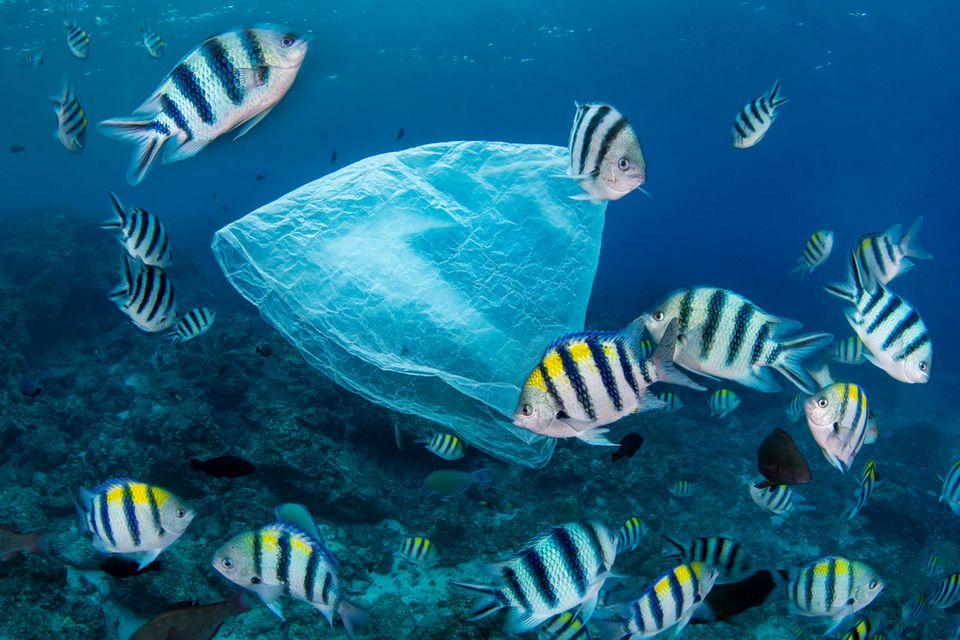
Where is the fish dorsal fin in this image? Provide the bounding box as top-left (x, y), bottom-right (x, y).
top-left (274, 503), bottom-right (322, 543)
top-left (548, 329), bottom-right (620, 350)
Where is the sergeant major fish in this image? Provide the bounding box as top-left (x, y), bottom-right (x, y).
top-left (844, 459), bottom-right (878, 520)
top-left (615, 517), bottom-right (648, 554)
top-left (514, 318), bottom-right (704, 446)
top-left (396, 536), bottom-right (436, 565)
top-left (451, 520), bottom-right (618, 634)
top-left (856, 217), bottom-right (931, 286)
top-left (167, 307), bottom-right (216, 346)
top-left (141, 22), bottom-right (165, 59)
top-left (76, 478), bottom-right (194, 569)
top-left (537, 611), bottom-right (589, 640)
top-left (98, 26), bottom-right (309, 185)
top-left (416, 432), bottom-right (465, 461)
top-left (643, 287), bottom-right (832, 394)
top-left (833, 337), bottom-right (866, 365)
top-left (618, 562), bottom-right (719, 638)
top-left (64, 20), bottom-right (89, 59)
top-left (747, 481), bottom-right (812, 517)
top-left (825, 252), bottom-right (931, 383)
top-left (566, 103), bottom-right (646, 203)
top-left (791, 230), bottom-right (834, 280)
top-left (662, 535), bottom-right (753, 584)
top-left (931, 573), bottom-right (960, 608)
top-left (708, 389), bottom-right (740, 418)
top-left (731, 79), bottom-right (788, 148)
top-left (804, 382), bottom-right (869, 473)
top-left (788, 556), bottom-right (883, 634)
top-left (100, 193), bottom-right (171, 267)
top-left (51, 74), bottom-right (86, 154)
top-left (108, 255), bottom-right (177, 332)
top-left (656, 391), bottom-right (683, 413)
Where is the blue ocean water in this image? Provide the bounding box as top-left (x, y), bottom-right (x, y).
top-left (1, 0), bottom-right (959, 638)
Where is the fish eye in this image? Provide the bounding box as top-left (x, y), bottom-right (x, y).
top-left (617, 157), bottom-right (629, 171)
top-left (868, 579), bottom-right (879, 589)
top-left (919, 361), bottom-right (927, 372)
top-left (653, 311), bottom-right (664, 322)
top-left (220, 557), bottom-right (233, 569)
top-left (251, 576), bottom-right (262, 584)
top-left (817, 398), bottom-right (828, 408)
top-left (176, 509), bottom-right (186, 518)
top-left (520, 403), bottom-right (533, 417)
top-left (280, 34), bottom-right (296, 47)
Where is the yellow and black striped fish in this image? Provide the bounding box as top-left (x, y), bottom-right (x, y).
top-left (840, 616), bottom-right (879, 640)
top-left (656, 391), bottom-right (683, 413)
top-left (621, 562), bottom-right (718, 637)
top-left (804, 382), bottom-right (869, 472)
top-left (788, 556), bottom-right (883, 634)
top-left (396, 536), bottom-right (436, 564)
top-left (64, 19), bottom-right (89, 59)
top-left (669, 480), bottom-right (697, 498)
top-left (141, 21), bottom-right (165, 59)
top-left (856, 217), bottom-right (931, 286)
top-left (708, 388), bottom-right (740, 418)
top-left (931, 573), bottom-right (960, 608)
top-left (50, 74), bottom-right (86, 155)
top-left (77, 478), bottom-right (194, 569)
top-left (833, 336), bottom-right (866, 365)
top-left (417, 432), bottom-right (465, 460)
top-left (615, 516), bottom-right (648, 554)
top-left (791, 230), bottom-right (834, 279)
top-left (537, 611), bottom-right (589, 640)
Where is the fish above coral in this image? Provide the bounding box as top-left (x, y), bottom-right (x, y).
top-left (129, 593), bottom-right (250, 640)
top-left (756, 428), bottom-right (811, 488)
top-left (0, 527), bottom-right (46, 561)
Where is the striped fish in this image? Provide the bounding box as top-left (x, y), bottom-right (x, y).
top-left (845, 459), bottom-right (878, 520)
top-left (786, 392), bottom-right (807, 423)
top-left (931, 573), bottom-right (960, 608)
top-left (98, 26), bottom-right (309, 185)
top-left (643, 287), bottom-right (833, 394)
top-left (748, 482), bottom-right (812, 517)
top-left (167, 307), bottom-right (216, 346)
top-left (804, 382), bottom-right (869, 473)
top-left (833, 337), bottom-right (866, 365)
top-left (620, 562), bottom-right (719, 638)
top-left (396, 536), bottom-right (436, 565)
top-left (50, 74), bottom-right (86, 155)
top-left (900, 592), bottom-right (926, 625)
top-left (669, 481), bottom-right (696, 498)
top-left (856, 217), bottom-right (931, 286)
top-left (825, 251), bottom-right (932, 384)
top-left (708, 389), bottom-right (740, 418)
top-left (791, 230), bottom-right (834, 280)
top-left (64, 20), bottom-right (89, 59)
top-left (924, 554), bottom-right (941, 577)
top-left (841, 616), bottom-right (880, 640)
top-left (940, 461), bottom-right (960, 515)
top-left (537, 611), bottom-right (590, 640)
top-left (141, 21), bottom-right (165, 59)
top-left (566, 103), bottom-right (645, 203)
top-left (514, 318), bottom-right (705, 446)
top-left (100, 192), bottom-right (172, 267)
top-left (615, 517), bottom-right (648, 554)
top-left (108, 255), bottom-right (177, 332)
top-left (656, 392), bottom-right (683, 413)
top-left (450, 520), bottom-right (618, 634)
top-left (636, 339), bottom-right (655, 360)
top-left (662, 535), bottom-right (753, 584)
top-left (731, 79), bottom-right (788, 148)
top-left (788, 556), bottom-right (883, 634)
top-left (417, 432), bottom-right (465, 461)
top-left (76, 478), bottom-right (194, 569)
top-left (212, 503), bottom-right (363, 635)
top-left (19, 51), bottom-right (43, 68)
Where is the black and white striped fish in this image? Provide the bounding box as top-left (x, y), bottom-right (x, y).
top-left (212, 503), bottom-right (364, 635)
top-left (98, 26), bottom-right (308, 185)
top-left (76, 478), bottom-right (194, 569)
top-left (662, 535), bottom-right (753, 584)
top-left (166, 307), bottom-right (215, 346)
top-left (64, 20), bottom-right (89, 59)
top-left (108, 255), bottom-right (177, 332)
top-left (50, 74), bottom-right (86, 155)
top-left (100, 192), bottom-right (172, 267)
top-left (669, 480), bottom-right (697, 498)
top-left (845, 459), bottom-right (878, 520)
top-left (620, 562), bottom-right (719, 638)
top-left (833, 336), bottom-right (866, 365)
top-left (825, 252), bottom-right (932, 384)
top-left (731, 79), bottom-right (788, 148)
top-left (451, 520), bottom-right (618, 634)
top-left (615, 517), bottom-right (648, 554)
top-left (566, 103), bottom-right (645, 203)
top-left (141, 22), bottom-right (165, 59)
top-left (931, 573), bottom-right (960, 608)
top-left (785, 392), bottom-right (807, 423)
top-left (804, 382), bottom-right (869, 473)
top-left (748, 481), bottom-right (812, 517)
top-left (787, 556), bottom-right (883, 634)
top-left (19, 51), bottom-right (43, 68)
top-left (537, 611), bottom-right (590, 640)
top-left (656, 391), bottom-right (683, 413)
top-left (856, 217), bottom-right (931, 286)
top-left (708, 388), bottom-right (740, 418)
top-left (643, 287), bottom-right (832, 394)
top-left (514, 318), bottom-right (704, 446)
top-left (417, 432), bottom-right (465, 460)
top-left (791, 230), bottom-right (834, 279)
top-left (396, 536), bottom-right (437, 564)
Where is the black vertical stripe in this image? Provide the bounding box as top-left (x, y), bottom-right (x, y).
top-left (202, 38), bottom-right (244, 105)
top-left (147, 486), bottom-right (164, 537)
top-left (171, 64), bottom-right (214, 125)
top-left (556, 345), bottom-right (594, 420)
top-left (133, 211), bottom-right (149, 249)
top-left (138, 269), bottom-right (160, 317)
top-left (667, 570), bottom-right (685, 623)
top-left (899, 333), bottom-right (930, 360)
top-left (649, 587), bottom-right (664, 630)
top-left (725, 301), bottom-right (754, 365)
top-left (733, 119), bottom-right (748, 140)
top-left (143, 214), bottom-right (163, 259)
top-left (552, 527), bottom-right (587, 597)
top-left (587, 339), bottom-right (621, 411)
top-left (862, 290), bottom-right (883, 315)
top-left (521, 547), bottom-right (558, 607)
top-left (869, 239), bottom-right (886, 276)
top-left (321, 570), bottom-right (333, 603)
top-left (677, 290), bottom-right (694, 333)
top-left (253, 530), bottom-right (262, 579)
top-left (99, 492), bottom-right (116, 548)
top-left (277, 531), bottom-right (292, 593)
top-left (749, 323), bottom-right (770, 364)
top-left (160, 93), bottom-right (192, 139)
top-left (882, 309), bottom-right (919, 349)
top-left (883, 235), bottom-right (897, 262)
top-left (503, 567), bottom-right (531, 611)
top-left (749, 99), bottom-right (765, 124)
top-left (592, 116), bottom-right (630, 176)
top-left (538, 362), bottom-right (566, 415)
top-left (738, 109), bottom-right (756, 132)
top-left (867, 296), bottom-right (902, 334)
top-left (615, 340), bottom-right (640, 399)
top-left (699, 289), bottom-right (727, 360)
top-left (121, 483), bottom-right (141, 547)
top-left (304, 546), bottom-right (320, 601)
top-left (577, 106), bottom-right (611, 175)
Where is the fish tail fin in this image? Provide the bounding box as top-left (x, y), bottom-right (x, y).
top-left (771, 333), bottom-right (834, 394)
top-left (769, 79), bottom-right (788, 107)
top-left (635, 317), bottom-right (706, 391)
top-left (448, 582), bottom-right (506, 621)
top-left (74, 487), bottom-right (93, 531)
top-left (100, 192), bottom-right (126, 230)
top-left (166, 328), bottom-right (182, 347)
top-left (824, 251), bottom-right (866, 303)
top-left (789, 259), bottom-right (808, 279)
top-left (472, 468), bottom-right (493, 485)
top-left (29, 530), bottom-right (47, 556)
top-left (660, 534), bottom-right (685, 561)
top-left (336, 600), bottom-right (367, 640)
top-left (108, 255), bottom-right (135, 302)
top-left (901, 216), bottom-right (932, 260)
top-left (50, 73), bottom-right (70, 105)
top-left (97, 117), bottom-right (169, 185)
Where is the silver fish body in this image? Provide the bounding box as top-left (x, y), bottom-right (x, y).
top-left (51, 74), bottom-right (86, 154)
top-left (748, 481), bottom-right (810, 516)
top-left (108, 255), bottom-right (177, 332)
top-left (101, 193), bottom-right (172, 267)
top-left (621, 562), bottom-right (718, 638)
top-left (804, 382), bottom-right (869, 473)
top-left (99, 26), bottom-right (308, 185)
top-left (939, 461), bottom-right (960, 515)
top-left (567, 103), bottom-right (645, 203)
top-left (731, 79), bottom-right (787, 148)
top-left (791, 230), bottom-right (833, 279)
top-left (64, 20), bottom-right (89, 59)
top-left (167, 307), bottom-right (216, 346)
top-left (856, 217), bottom-right (931, 286)
top-left (662, 535), bottom-right (753, 583)
top-left (141, 22), bottom-right (165, 59)
top-left (788, 556), bottom-right (883, 634)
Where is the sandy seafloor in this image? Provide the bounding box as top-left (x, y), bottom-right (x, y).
top-left (1, 209), bottom-right (958, 639)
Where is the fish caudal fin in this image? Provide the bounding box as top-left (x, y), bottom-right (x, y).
top-left (902, 216), bottom-right (933, 260)
top-left (771, 333), bottom-right (834, 394)
top-left (28, 531), bottom-right (47, 556)
top-left (448, 582), bottom-right (506, 621)
top-left (824, 251), bottom-right (869, 303)
top-left (97, 117), bottom-right (170, 185)
top-left (471, 468), bottom-right (493, 485)
top-left (769, 78), bottom-right (788, 107)
top-left (336, 600), bottom-right (367, 640)
top-left (646, 318), bottom-right (707, 391)
top-left (100, 192), bottom-right (126, 230)
top-left (108, 255), bottom-right (136, 303)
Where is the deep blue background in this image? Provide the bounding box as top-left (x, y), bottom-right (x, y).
top-left (1, 0), bottom-right (957, 367)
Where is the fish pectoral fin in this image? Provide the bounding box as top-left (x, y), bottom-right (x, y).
top-left (133, 549), bottom-right (161, 571)
top-left (256, 585), bottom-right (286, 621)
top-left (238, 66), bottom-right (270, 88)
top-left (568, 193), bottom-right (597, 202)
top-left (232, 107), bottom-right (275, 140)
top-left (574, 428), bottom-right (616, 447)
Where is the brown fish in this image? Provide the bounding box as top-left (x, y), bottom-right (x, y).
top-left (756, 428), bottom-right (811, 488)
top-left (130, 592), bottom-right (249, 640)
top-left (0, 527), bottom-right (46, 561)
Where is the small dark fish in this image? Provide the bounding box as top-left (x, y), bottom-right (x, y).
top-left (612, 432), bottom-right (644, 462)
top-left (18, 374), bottom-right (42, 398)
top-left (330, 149), bottom-right (337, 164)
top-left (9, 144), bottom-right (26, 153)
top-left (99, 556), bottom-right (161, 577)
top-left (168, 391), bottom-right (181, 402)
top-left (190, 455), bottom-right (256, 479)
top-left (692, 569), bottom-right (788, 624)
top-left (211, 192), bottom-right (221, 200)
top-left (0, 527), bottom-right (46, 561)
top-left (756, 428), bottom-right (811, 488)
top-left (130, 592), bottom-right (250, 640)
top-left (255, 344), bottom-right (272, 358)
top-left (255, 173), bottom-right (266, 181)
top-left (396, 127), bottom-right (406, 141)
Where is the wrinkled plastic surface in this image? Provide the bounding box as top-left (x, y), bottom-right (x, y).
top-left (212, 141), bottom-right (606, 467)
